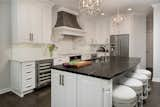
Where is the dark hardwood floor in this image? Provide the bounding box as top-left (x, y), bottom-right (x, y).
top-left (0, 86), bottom-right (51, 107)
top-left (144, 82), bottom-right (160, 107)
top-left (0, 82), bottom-right (160, 107)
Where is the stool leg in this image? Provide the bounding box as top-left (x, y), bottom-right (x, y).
top-left (143, 82), bottom-right (148, 100)
top-left (148, 80), bottom-right (151, 92)
top-left (139, 92), bottom-right (143, 107)
top-left (137, 93), bottom-right (143, 107)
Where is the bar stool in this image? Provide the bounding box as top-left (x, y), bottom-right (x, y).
top-left (113, 85), bottom-right (137, 107)
top-left (135, 69), bottom-right (152, 91)
top-left (119, 77), bottom-right (143, 107)
top-left (126, 72), bottom-right (149, 100)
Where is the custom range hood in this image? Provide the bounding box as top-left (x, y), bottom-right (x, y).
top-left (54, 7), bottom-right (85, 37)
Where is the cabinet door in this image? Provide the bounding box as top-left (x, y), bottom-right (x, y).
top-left (13, 0), bottom-right (53, 44)
top-left (30, 2), bottom-right (43, 43)
top-left (102, 80), bottom-right (112, 107)
top-left (41, 3), bottom-right (52, 43)
top-left (52, 70), bottom-right (76, 107)
top-left (77, 75), bottom-right (103, 107)
top-left (17, 0), bottom-right (42, 43)
top-left (18, 0), bottom-right (32, 43)
top-left (103, 89), bottom-right (112, 107)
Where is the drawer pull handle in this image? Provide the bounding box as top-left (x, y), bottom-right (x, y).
top-left (59, 75), bottom-right (62, 85)
top-left (62, 75), bottom-right (64, 86)
top-left (26, 71), bottom-right (32, 74)
top-left (26, 85), bottom-right (32, 88)
top-left (25, 64), bottom-right (33, 67)
top-left (26, 78), bottom-right (32, 80)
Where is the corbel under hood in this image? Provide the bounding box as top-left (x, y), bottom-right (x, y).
top-left (54, 7), bottom-right (85, 37)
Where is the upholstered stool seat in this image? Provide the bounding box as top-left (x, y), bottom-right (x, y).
top-left (126, 72), bottom-right (149, 100)
top-left (119, 77), bottom-right (143, 107)
top-left (135, 69), bottom-right (151, 79)
top-left (113, 85), bottom-right (137, 107)
top-left (135, 69), bottom-right (152, 91)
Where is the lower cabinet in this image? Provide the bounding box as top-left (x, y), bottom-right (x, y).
top-left (52, 70), bottom-right (77, 107)
top-left (51, 69), bottom-right (112, 107)
top-left (77, 75), bottom-right (104, 107)
top-left (10, 61), bottom-right (36, 97)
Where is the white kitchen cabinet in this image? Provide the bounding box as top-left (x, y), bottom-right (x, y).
top-left (51, 69), bottom-right (112, 107)
top-left (77, 75), bottom-right (103, 107)
top-left (10, 61), bottom-right (36, 97)
top-left (42, 3), bottom-right (53, 43)
top-left (52, 69), bottom-right (77, 107)
top-left (30, 2), bottom-right (43, 43)
top-left (11, 0), bottom-right (54, 44)
top-left (77, 75), bottom-right (112, 107)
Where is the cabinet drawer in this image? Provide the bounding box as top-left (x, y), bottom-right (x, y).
top-left (24, 74), bottom-right (34, 81)
top-left (22, 62), bottom-right (35, 75)
top-left (24, 70), bottom-right (33, 75)
top-left (23, 77), bottom-right (35, 92)
top-left (23, 83), bottom-right (34, 92)
top-left (22, 62), bottom-right (35, 69)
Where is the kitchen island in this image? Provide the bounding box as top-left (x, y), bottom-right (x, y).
top-left (51, 56), bottom-right (140, 107)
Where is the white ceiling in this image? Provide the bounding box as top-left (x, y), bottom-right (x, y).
top-left (52, 0), bottom-right (160, 15)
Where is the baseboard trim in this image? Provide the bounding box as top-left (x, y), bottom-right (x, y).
top-left (10, 89), bottom-right (24, 97)
top-left (152, 77), bottom-right (160, 82)
top-left (0, 88), bottom-right (11, 94)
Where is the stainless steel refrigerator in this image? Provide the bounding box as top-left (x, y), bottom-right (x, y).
top-left (110, 34), bottom-right (129, 57)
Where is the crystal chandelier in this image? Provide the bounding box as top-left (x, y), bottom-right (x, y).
top-left (112, 8), bottom-right (126, 25)
top-left (79, 0), bottom-right (102, 16)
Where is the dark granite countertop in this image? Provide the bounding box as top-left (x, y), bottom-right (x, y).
top-left (52, 56), bottom-right (141, 80)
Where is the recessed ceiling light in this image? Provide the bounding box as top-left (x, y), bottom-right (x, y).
top-left (128, 8), bottom-right (133, 11)
top-left (101, 12), bottom-right (105, 15)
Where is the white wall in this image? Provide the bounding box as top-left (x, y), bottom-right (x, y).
top-left (153, 3), bottom-right (160, 82)
top-left (130, 15), bottom-right (146, 68)
top-left (0, 0), bottom-right (11, 91)
top-left (110, 14), bottom-right (146, 68)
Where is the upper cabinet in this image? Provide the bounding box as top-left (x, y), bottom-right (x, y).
top-left (11, 0), bottom-right (54, 44)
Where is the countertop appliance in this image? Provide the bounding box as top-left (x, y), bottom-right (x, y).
top-left (90, 53), bottom-right (97, 60)
top-left (69, 55), bottom-right (82, 61)
top-left (36, 59), bottom-right (53, 88)
top-left (96, 46), bottom-right (109, 57)
top-left (110, 34), bottom-right (129, 57)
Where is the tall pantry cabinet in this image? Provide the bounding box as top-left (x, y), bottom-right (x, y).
top-left (11, 0), bottom-right (54, 44)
